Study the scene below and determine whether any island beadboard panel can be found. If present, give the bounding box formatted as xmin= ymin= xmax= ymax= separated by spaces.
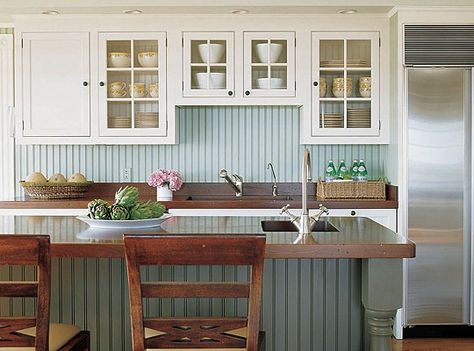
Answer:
xmin=0 ymin=216 xmax=363 ymax=351
xmin=15 ymin=106 xmax=386 ymax=196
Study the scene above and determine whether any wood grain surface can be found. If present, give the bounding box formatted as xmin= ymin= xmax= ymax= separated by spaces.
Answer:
xmin=0 ymin=182 xmax=398 ymax=209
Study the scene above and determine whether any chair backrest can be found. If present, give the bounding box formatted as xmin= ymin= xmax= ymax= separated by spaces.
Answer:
xmin=124 ymin=234 xmax=266 ymax=351
xmin=0 ymin=235 xmax=51 ymax=351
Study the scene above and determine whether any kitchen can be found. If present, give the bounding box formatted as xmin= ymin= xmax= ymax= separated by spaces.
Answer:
xmin=0 ymin=1 xmax=473 ymax=351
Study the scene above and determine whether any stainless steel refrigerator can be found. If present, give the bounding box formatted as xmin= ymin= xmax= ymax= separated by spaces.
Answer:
xmin=406 ymin=68 xmax=473 ymax=326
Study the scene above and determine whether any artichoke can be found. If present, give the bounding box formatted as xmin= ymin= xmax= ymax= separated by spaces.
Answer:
xmin=110 ymin=204 xmax=130 ymax=220
xmin=92 ymin=203 xmax=111 ymax=220
xmin=149 ymin=201 xmax=166 ymax=218
xmin=87 ymin=199 xmax=109 ymax=219
xmin=130 ymin=202 xmax=154 ymax=220
xmin=114 ymin=186 xmax=139 ymax=208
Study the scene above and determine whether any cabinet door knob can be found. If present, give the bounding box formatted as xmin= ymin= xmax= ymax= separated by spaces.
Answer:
xmin=313 ymin=81 xmax=319 ymax=87
xmin=351 ymin=210 xmax=356 ymax=216
xmin=245 ymin=90 xmax=250 ymax=96
xmin=99 ymin=81 xmax=105 ymax=87
xmin=83 ymin=81 xmax=89 ymax=87
xmin=228 ymin=90 xmax=233 ymax=96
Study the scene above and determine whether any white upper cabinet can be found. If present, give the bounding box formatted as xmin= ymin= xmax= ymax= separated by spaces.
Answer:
xmin=98 ymin=32 xmax=167 ymax=137
xmin=311 ymin=32 xmax=380 ymax=137
xmin=22 ymin=32 xmax=90 ymax=137
xmin=182 ymin=32 xmax=234 ymax=97
xmin=243 ymin=31 xmax=296 ymax=98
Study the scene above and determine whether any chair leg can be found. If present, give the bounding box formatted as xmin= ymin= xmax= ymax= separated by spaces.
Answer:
xmin=57 ymin=330 xmax=90 ymax=351
xmin=258 ymin=331 xmax=266 ymax=351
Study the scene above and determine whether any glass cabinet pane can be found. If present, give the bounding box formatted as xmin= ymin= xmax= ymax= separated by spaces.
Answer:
xmin=320 ymin=40 xmax=344 ymax=68
xmin=108 ymin=101 xmax=131 ymax=128
xmin=320 ymin=102 xmax=344 ymax=128
xmin=189 ymin=39 xmax=228 ymax=91
xmin=107 ymin=41 xmax=131 ymax=68
xmin=135 ymin=101 xmax=159 ymax=129
xmin=101 ymin=34 xmax=164 ymax=136
xmin=347 ymin=40 xmax=371 ymax=68
xmin=251 ymin=39 xmax=288 ymax=90
xmin=347 ymin=102 xmax=371 ymax=129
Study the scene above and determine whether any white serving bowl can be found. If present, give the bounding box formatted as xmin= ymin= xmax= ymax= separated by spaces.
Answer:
xmin=108 ymin=52 xmax=131 ymax=68
xmin=197 ymin=43 xmax=225 ymax=63
xmin=138 ymin=51 xmax=158 ymax=67
xmin=256 ymin=77 xmax=284 ymax=89
xmin=255 ymin=43 xmax=283 ymax=63
xmin=195 ymin=72 xmax=226 ymax=89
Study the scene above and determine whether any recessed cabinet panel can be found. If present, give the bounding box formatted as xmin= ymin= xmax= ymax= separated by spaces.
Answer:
xmin=98 ymin=32 xmax=167 ymax=137
xmin=183 ymin=32 xmax=234 ymax=97
xmin=22 ymin=32 xmax=90 ymax=137
xmin=244 ymin=32 xmax=295 ymax=97
xmin=312 ymin=32 xmax=379 ymax=137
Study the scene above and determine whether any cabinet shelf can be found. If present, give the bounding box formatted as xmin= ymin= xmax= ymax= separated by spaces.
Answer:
xmin=190 ymin=63 xmax=227 ymax=67
xmin=107 ymin=98 xmax=159 ymax=102
xmin=107 ymin=67 xmax=159 ymax=72
xmin=251 ymin=63 xmax=288 ymax=67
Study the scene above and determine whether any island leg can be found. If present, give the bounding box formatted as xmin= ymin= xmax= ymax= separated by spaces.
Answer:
xmin=362 ymin=258 xmax=403 ymax=351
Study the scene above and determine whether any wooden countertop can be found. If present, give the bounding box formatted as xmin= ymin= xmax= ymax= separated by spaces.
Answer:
xmin=0 ymin=215 xmax=414 ymax=259
xmin=0 ymin=182 xmax=398 ymax=210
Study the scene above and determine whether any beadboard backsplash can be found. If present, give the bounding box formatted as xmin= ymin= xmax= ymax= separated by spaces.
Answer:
xmin=15 ymin=106 xmax=386 ymax=195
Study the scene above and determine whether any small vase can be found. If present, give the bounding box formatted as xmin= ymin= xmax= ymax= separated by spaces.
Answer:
xmin=156 ymin=185 xmax=173 ymax=201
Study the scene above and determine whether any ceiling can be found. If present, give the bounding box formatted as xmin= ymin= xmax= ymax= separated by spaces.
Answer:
xmin=0 ymin=0 xmax=473 ymax=17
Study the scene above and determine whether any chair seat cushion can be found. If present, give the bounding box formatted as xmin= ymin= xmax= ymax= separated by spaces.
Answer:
xmin=145 ymin=326 xmax=248 ymax=351
xmin=5 ymin=323 xmax=81 ymax=351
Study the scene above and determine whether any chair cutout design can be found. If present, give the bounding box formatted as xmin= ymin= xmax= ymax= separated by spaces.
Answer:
xmin=124 ymin=234 xmax=266 ymax=351
xmin=0 ymin=235 xmax=90 ymax=351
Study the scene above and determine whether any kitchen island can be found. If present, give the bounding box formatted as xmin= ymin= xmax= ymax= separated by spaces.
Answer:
xmin=0 ymin=215 xmax=413 ymax=351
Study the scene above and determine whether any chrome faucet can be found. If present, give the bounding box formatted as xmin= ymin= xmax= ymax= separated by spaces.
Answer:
xmin=280 ymin=148 xmax=329 ymax=234
xmin=219 ymin=169 xmax=243 ymax=197
xmin=267 ymin=162 xmax=278 ymax=197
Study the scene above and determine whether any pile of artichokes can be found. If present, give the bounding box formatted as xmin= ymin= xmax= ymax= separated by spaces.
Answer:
xmin=87 ymin=186 xmax=166 ymax=220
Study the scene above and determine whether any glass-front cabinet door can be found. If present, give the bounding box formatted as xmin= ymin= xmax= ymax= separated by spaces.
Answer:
xmin=243 ymin=32 xmax=296 ymax=97
xmin=312 ymin=32 xmax=379 ymax=136
xmin=98 ymin=32 xmax=167 ymax=137
xmin=183 ymin=32 xmax=234 ymax=97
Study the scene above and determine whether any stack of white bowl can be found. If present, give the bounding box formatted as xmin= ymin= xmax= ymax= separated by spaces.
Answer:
xmin=195 ymin=43 xmax=226 ymax=89
xmin=254 ymin=43 xmax=284 ymax=89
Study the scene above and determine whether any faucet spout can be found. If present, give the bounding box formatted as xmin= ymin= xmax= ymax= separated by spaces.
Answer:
xmin=302 ymin=148 xmax=311 ymax=216
xmin=267 ymin=162 xmax=278 ymax=197
xmin=279 ymin=149 xmax=329 ymax=235
xmin=219 ymin=169 xmax=243 ymax=197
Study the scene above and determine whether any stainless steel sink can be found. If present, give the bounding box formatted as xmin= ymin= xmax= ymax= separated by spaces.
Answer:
xmin=186 ymin=195 xmax=293 ymax=201
xmin=261 ymin=220 xmax=338 ymax=232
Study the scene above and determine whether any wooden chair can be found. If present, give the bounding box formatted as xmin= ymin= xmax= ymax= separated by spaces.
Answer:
xmin=0 ymin=235 xmax=90 ymax=351
xmin=124 ymin=234 xmax=266 ymax=351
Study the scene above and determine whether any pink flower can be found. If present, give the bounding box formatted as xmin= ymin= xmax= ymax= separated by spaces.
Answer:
xmin=147 ymin=169 xmax=183 ymax=191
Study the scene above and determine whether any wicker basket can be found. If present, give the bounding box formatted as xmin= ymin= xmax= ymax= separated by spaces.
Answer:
xmin=316 ymin=179 xmax=386 ymax=200
xmin=20 ymin=181 xmax=93 ymax=199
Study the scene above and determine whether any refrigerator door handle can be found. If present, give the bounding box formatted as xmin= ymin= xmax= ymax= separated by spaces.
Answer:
xmin=471 ymin=69 xmax=474 ymax=325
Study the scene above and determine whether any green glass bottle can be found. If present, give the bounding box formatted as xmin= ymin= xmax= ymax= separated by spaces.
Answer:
xmin=350 ymin=159 xmax=359 ymax=181
xmin=337 ymin=159 xmax=351 ymax=180
xmin=358 ymin=159 xmax=368 ymax=181
xmin=325 ymin=160 xmax=337 ymax=182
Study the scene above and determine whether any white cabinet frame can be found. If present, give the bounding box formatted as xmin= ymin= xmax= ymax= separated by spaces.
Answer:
xmin=311 ymin=31 xmax=380 ymax=137
xmin=182 ymin=32 xmax=234 ymax=97
xmin=98 ymin=32 xmax=168 ymax=137
xmin=243 ymin=31 xmax=296 ymax=98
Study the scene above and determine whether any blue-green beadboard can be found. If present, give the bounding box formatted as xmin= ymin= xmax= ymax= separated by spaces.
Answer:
xmin=15 ymin=106 xmax=385 ymax=195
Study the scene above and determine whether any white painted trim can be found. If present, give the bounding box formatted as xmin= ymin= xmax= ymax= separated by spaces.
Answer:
xmin=0 ymin=34 xmax=14 ymax=200
xmin=14 ymin=14 xmax=390 ymax=145
xmin=0 ymin=23 xmax=14 ymax=28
